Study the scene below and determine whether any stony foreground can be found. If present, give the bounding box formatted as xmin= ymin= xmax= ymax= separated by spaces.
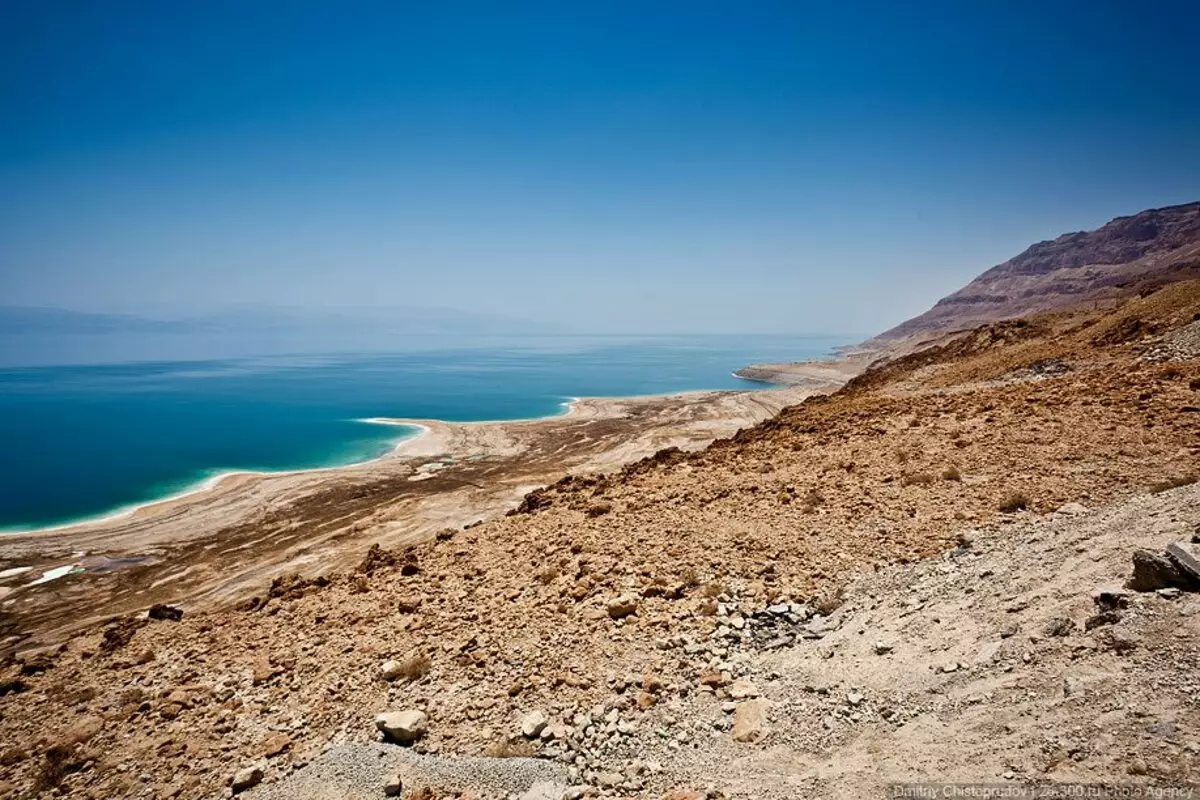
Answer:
xmin=0 ymin=281 xmax=1198 ymax=799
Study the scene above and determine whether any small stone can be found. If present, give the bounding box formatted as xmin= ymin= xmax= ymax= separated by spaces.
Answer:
xmin=1157 ymin=587 xmax=1182 ymax=599
xmin=147 ymin=604 xmax=183 ymax=622
xmin=383 ymin=773 xmax=403 ymax=796
xmin=1056 ymin=502 xmax=1089 ymax=515
xmin=873 ymin=642 xmax=893 ymax=655
xmin=846 ymin=692 xmax=864 ymax=706
xmin=521 ymin=710 xmax=548 ymax=738
xmin=375 ymin=710 xmax=428 ymax=743
xmin=1127 ymin=758 xmax=1148 ymax=776
xmin=1100 ymin=630 xmax=1140 ymax=654
xmin=259 ymin=732 xmax=291 ymax=758
xmin=607 ymin=596 xmax=639 ymax=620
xmin=380 ymin=660 xmax=404 ymax=681
xmin=727 ymin=679 xmax=759 ymax=700
xmin=1044 ymin=617 xmax=1076 ymax=637
xmin=231 ymin=765 xmax=264 ymax=794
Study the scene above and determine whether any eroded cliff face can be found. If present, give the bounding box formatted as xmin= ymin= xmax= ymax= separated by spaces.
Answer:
xmin=870 ymin=201 xmax=1200 ymax=345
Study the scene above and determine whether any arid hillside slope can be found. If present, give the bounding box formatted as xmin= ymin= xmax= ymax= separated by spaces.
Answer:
xmin=1 ymin=276 xmax=1197 ymax=799
xmin=868 ymin=201 xmax=1200 ymax=347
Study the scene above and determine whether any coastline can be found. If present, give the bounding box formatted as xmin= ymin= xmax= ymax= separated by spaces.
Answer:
xmin=0 ymin=420 xmax=433 ymax=537
xmin=2 ymin=385 xmax=752 ymax=538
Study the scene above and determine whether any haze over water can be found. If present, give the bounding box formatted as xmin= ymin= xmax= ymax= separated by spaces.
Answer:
xmin=0 ymin=335 xmax=844 ymax=531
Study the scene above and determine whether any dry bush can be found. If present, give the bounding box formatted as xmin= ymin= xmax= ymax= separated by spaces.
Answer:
xmin=998 ymin=492 xmax=1030 ymax=513
xmin=700 ymin=582 xmax=726 ymax=598
xmin=813 ymin=584 xmax=846 ymax=615
xmin=941 ymin=466 xmax=962 ymax=482
xmin=535 ymin=566 xmax=560 ymax=585
xmin=894 ymin=447 xmax=911 ymax=464
xmin=484 ymin=737 xmax=535 ymax=758
xmin=1149 ymin=475 xmax=1197 ymax=494
xmin=679 ymin=567 xmax=699 ymax=587
xmin=802 ymin=488 xmax=825 ymax=512
xmin=34 ymin=745 xmax=80 ymax=793
xmin=394 ymin=653 xmax=431 ymax=682
xmin=900 ymin=472 xmax=936 ymax=487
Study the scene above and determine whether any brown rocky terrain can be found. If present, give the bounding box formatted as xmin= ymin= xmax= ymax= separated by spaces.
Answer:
xmin=1 ymin=255 xmax=1198 ymax=798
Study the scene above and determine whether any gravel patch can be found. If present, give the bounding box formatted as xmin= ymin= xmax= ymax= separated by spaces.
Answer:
xmin=244 ymin=742 xmax=569 ymax=800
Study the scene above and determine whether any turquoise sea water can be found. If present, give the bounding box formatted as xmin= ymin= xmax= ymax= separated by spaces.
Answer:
xmin=0 ymin=335 xmax=845 ymax=531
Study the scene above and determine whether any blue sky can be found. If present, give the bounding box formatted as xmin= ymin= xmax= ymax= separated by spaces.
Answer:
xmin=1 ymin=0 xmax=1198 ymax=334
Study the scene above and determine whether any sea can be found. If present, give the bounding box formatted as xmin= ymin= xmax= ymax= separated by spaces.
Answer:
xmin=0 ymin=334 xmax=847 ymax=531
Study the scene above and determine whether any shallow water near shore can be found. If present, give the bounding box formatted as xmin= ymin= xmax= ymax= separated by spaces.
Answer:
xmin=0 ymin=334 xmax=845 ymax=531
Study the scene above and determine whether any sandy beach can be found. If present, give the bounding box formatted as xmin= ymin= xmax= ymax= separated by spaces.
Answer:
xmin=0 ymin=382 xmax=837 ymax=649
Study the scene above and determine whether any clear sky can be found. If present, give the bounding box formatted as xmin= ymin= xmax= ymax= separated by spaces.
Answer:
xmin=2 ymin=0 xmax=1198 ymax=335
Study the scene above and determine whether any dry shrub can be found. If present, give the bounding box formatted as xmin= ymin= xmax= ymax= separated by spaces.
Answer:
xmin=484 ymin=737 xmax=535 ymax=758
xmin=999 ymin=492 xmax=1030 ymax=513
xmin=700 ymin=582 xmax=726 ymax=598
xmin=35 ymin=745 xmax=80 ymax=793
xmin=394 ymin=653 xmax=431 ymax=682
xmin=1149 ymin=475 xmax=1197 ymax=494
xmin=813 ymin=584 xmax=845 ymax=615
xmin=679 ymin=567 xmax=699 ymax=587
xmin=901 ymin=472 xmax=936 ymax=487
xmin=802 ymin=488 xmax=825 ymax=512
xmin=941 ymin=466 xmax=962 ymax=482
xmin=895 ymin=447 xmax=911 ymax=464
xmin=535 ymin=566 xmax=560 ymax=585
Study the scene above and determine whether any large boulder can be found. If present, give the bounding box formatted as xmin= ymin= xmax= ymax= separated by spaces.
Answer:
xmin=1127 ymin=549 xmax=1186 ymax=591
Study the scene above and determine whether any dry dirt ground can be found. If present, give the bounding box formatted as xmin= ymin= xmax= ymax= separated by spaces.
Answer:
xmin=0 ymin=281 xmax=1198 ymax=800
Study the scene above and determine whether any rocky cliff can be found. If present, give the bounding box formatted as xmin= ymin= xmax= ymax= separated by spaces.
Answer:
xmin=870 ymin=201 xmax=1200 ymax=345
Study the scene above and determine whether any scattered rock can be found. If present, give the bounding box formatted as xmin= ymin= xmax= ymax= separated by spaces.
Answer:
xmin=521 ymin=710 xmax=548 ymax=738
xmin=1165 ymin=541 xmax=1200 ymax=583
xmin=375 ymin=710 xmax=428 ymax=744
xmin=1057 ymin=502 xmax=1089 ymax=515
xmin=1099 ymin=629 xmax=1141 ymax=654
xmin=728 ymin=679 xmax=759 ymax=699
xmin=259 ymin=732 xmax=291 ymax=758
xmin=731 ymin=699 xmax=769 ymax=743
xmin=873 ymin=641 xmax=894 ymax=655
xmin=607 ymin=595 xmax=639 ymax=620
xmin=147 ymin=604 xmax=183 ymax=622
xmin=231 ymin=764 xmax=264 ymax=794
xmin=1044 ymin=617 xmax=1076 ymax=637
xmin=383 ymin=773 xmax=403 ymax=797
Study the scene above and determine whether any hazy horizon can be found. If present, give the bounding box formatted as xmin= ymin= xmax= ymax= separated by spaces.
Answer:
xmin=3 ymin=2 xmax=1199 ymax=337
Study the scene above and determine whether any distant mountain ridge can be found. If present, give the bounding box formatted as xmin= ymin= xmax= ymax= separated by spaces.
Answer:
xmin=870 ymin=201 xmax=1200 ymax=345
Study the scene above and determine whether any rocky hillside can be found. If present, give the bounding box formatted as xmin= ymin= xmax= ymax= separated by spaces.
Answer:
xmin=1 ymin=275 xmax=1197 ymax=799
xmin=869 ymin=201 xmax=1200 ymax=346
